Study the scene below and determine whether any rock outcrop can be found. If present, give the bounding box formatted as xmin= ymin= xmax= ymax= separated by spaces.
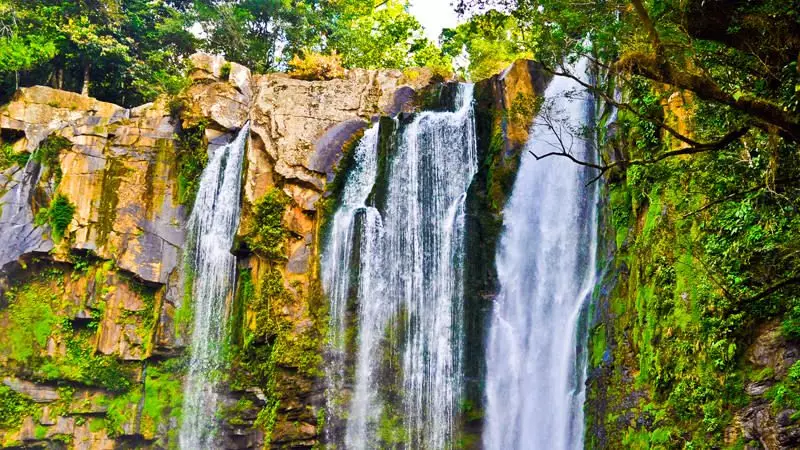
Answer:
xmin=0 ymin=51 xmax=450 ymax=449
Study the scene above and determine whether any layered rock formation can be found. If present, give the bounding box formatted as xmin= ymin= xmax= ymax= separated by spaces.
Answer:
xmin=0 ymin=51 xmax=496 ymax=449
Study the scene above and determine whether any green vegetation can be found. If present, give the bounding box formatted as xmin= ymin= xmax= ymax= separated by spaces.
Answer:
xmin=582 ymin=73 xmax=800 ymax=449
xmin=0 ymin=385 xmax=37 ymax=429
xmin=0 ymin=0 xmax=196 ymax=106
xmin=1 ymin=0 xmax=454 ymax=107
xmin=0 ymin=143 xmax=30 ymax=170
xmin=1 ymin=265 xmax=138 ymax=392
xmin=441 ymin=10 xmax=535 ymax=80
xmin=175 ymin=120 xmax=208 ymax=207
xmin=35 ymin=193 xmax=76 ymax=242
xmin=246 ymin=188 xmax=290 ymax=259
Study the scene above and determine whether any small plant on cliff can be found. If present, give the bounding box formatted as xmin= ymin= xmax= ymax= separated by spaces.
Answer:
xmin=176 ymin=120 xmax=209 ymax=206
xmin=246 ymin=188 xmax=290 ymax=260
xmin=0 ymin=385 xmax=36 ymax=429
xmin=288 ymin=50 xmax=345 ymax=81
xmin=220 ymin=62 xmax=232 ymax=80
xmin=0 ymin=143 xmax=30 ymax=170
xmin=35 ymin=194 xmax=76 ymax=242
xmin=33 ymin=135 xmax=71 ymax=183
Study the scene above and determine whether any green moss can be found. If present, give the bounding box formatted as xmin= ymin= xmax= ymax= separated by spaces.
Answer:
xmin=140 ymin=361 xmax=184 ymax=439
xmin=0 ymin=385 xmax=37 ymax=429
xmin=0 ymin=280 xmax=59 ymax=362
xmin=377 ymin=407 xmax=409 ymax=446
xmin=33 ymin=135 xmax=70 ymax=183
xmin=246 ymin=188 xmax=290 ymax=259
xmin=97 ymin=158 xmax=129 ymax=246
xmin=89 ymin=417 xmax=106 ymax=433
xmin=106 ymin=389 xmax=142 ymax=437
xmin=35 ymin=193 xmax=76 ymax=242
xmin=589 ymin=323 xmax=607 ymax=368
xmin=176 ymin=120 xmax=208 ymax=206
xmin=39 ymin=325 xmax=134 ymax=393
xmin=0 ymin=143 xmax=30 ymax=170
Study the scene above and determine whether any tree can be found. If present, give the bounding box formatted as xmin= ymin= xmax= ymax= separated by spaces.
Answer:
xmin=193 ymin=0 xmax=451 ymax=73
xmin=0 ymin=0 xmax=197 ymax=106
xmin=441 ymin=9 xmax=535 ymax=80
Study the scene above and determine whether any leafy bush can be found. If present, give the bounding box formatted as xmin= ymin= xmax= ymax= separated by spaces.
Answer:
xmin=0 ymin=143 xmax=30 ymax=170
xmin=33 ymin=135 xmax=71 ymax=184
xmin=246 ymin=188 xmax=290 ymax=260
xmin=0 ymin=385 xmax=36 ymax=429
xmin=36 ymin=194 xmax=76 ymax=242
xmin=176 ymin=121 xmax=208 ymax=206
xmin=288 ymin=50 xmax=345 ymax=81
xmin=220 ymin=62 xmax=231 ymax=80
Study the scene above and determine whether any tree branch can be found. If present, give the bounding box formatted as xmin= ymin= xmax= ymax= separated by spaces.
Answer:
xmin=618 ymin=53 xmax=800 ymax=138
xmin=529 ymin=117 xmax=749 ymax=182
xmin=545 ymin=63 xmax=711 ymax=148
xmin=629 ymin=0 xmax=665 ymax=66
xmin=745 ymin=274 xmax=800 ymax=304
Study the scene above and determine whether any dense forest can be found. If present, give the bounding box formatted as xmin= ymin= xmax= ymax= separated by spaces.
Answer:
xmin=1 ymin=0 xmax=800 ymax=448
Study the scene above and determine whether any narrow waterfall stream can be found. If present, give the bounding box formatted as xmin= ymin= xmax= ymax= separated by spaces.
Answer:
xmin=179 ymin=124 xmax=250 ymax=449
xmin=483 ymin=59 xmax=599 ymax=449
xmin=323 ymin=84 xmax=477 ymax=449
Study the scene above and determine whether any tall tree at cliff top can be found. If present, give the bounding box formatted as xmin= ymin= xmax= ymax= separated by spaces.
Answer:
xmin=192 ymin=0 xmax=452 ymax=73
xmin=457 ymin=0 xmax=799 ymax=140
xmin=0 ymin=0 xmax=197 ymax=107
xmin=440 ymin=9 xmax=536 ymax=80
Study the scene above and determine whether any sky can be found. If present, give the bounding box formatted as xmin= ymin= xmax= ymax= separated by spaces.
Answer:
xmin=409 ymin=0 xmax=462 ymax=41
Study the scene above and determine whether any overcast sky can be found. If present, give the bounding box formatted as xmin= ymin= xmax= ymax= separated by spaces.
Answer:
xmin=409 ymin=0 xmax=462 ymax=41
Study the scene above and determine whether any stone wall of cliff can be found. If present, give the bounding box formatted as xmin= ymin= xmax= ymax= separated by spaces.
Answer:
xmin=0 ymin=52 xmax=438 ymax=449
xmin=0 ymin=50 xmax=552 ymax=449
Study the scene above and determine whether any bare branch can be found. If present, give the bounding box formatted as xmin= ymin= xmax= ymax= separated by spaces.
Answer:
xmin=545 ymin=62 xmax=711 ymax=148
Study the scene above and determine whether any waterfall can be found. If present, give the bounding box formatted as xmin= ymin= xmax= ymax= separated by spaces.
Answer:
xmin=483 ymin=58 xmax=599 ymax=450
xmin=179 ymin=123 xmax=249 ymax=449
xmin=322 ymin=122 xmax=381 ymax=441
xmin=322 ymin=84 xmax=477 ymax=449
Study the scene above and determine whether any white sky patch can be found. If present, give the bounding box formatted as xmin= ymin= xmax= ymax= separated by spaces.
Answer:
xmin=409 ymin=0 xmax=462 ymax=42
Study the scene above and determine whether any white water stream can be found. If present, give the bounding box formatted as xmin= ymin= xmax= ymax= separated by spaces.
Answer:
xmin=179 ymin=124 xmax=249 ymax=449
xmin=483 ymin=58 xmax=599 ymax=450
xmin=323 ymin=84 xmax=477 ymax=449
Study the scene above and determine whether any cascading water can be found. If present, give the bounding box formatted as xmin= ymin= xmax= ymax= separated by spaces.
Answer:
xmin=483 ymin=58 xmax=599 ymax=450
xmin=322 ymin=84 xmax=477 ymax=449
xmin=322 ymin=122 xmax=380 ymax=441
xmin=179 ymin=123 xmax=249 ymax=449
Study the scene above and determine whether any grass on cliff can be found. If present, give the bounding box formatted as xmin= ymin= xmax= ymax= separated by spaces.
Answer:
xmin=176 ymin=120 xmax=208 ymax=207
xmin=588 ymin=77 xmax=800 ymax=448
xmin=35 ymin=193 xmax=76 ymax=242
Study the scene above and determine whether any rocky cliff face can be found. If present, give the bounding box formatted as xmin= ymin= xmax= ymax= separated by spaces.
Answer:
xmin=0 ymin=53 xmax=441 ymax=449
xmin=0 ymin=50 xmax=553 ymax=449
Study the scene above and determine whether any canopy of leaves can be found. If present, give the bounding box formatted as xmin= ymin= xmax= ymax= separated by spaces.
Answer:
xmin=0 ymin=0 xmax=197 ymax=106
xmin=193 ymin=0 xmax=452 ymax=72
xmin=2 ymin=0 xmax=455 ymax=106
xmin=441 ymin=9 xmax=535 ymax=80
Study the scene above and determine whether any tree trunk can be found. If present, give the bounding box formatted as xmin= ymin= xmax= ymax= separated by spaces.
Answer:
xmin=81 ymin=63 xmax=90 ymax=96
